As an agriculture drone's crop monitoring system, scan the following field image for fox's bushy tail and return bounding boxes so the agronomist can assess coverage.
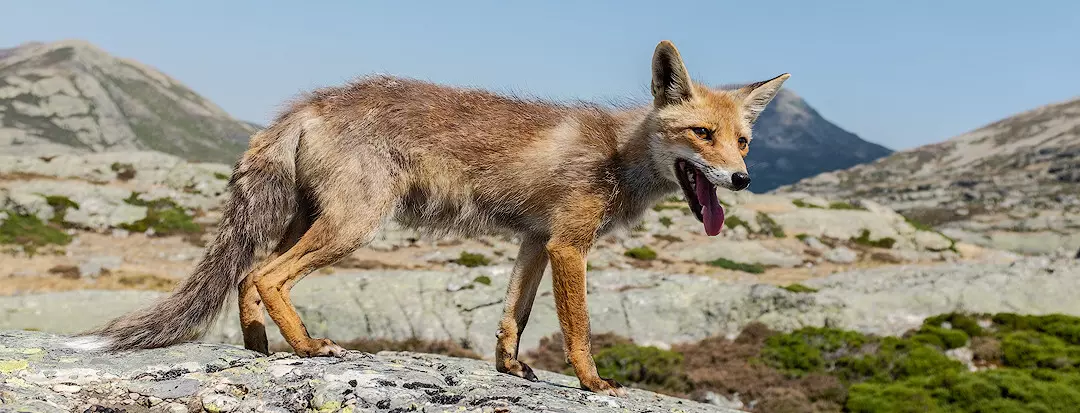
[77,117,304,352]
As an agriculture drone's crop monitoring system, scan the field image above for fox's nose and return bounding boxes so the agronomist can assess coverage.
[731,172,751,191]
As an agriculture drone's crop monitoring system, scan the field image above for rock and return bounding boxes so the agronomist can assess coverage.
[76,256,122,278]
[5,257,1077,357]
[800,236,829,252]
[672,239,804,268]
[946,347,976,372]
[913,230,954,252]
[202,394,240,413]
[824,246,858,264]
[0,330,737,413]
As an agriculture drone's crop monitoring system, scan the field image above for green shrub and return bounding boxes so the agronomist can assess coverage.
[828,201,865,211]
[850,229,897,249]
[904,216,937,232]
[707,257,765,274]
[0,211,72,255]
[755,211,786,238]
[912,325,970,350]
[119,193,200,236]
[453,251,490,267]
[1000,331,1078,370]
[763,327,869,376]
[923,312,986,338]
[792,199,823,209]
[993,313,1080,345]
[44,195,79,225]
[624,246,657,261]
[782,283,818,293]
[593,343,690,393]
[795,233,811,242]
[724,215,750,231]
[658,216,673,228]
[213,172,230,180]
[847,369,1080,413]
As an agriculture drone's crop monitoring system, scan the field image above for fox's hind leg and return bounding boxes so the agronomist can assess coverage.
[254,182,394,357]
[495,235,549,381]
[238,208,313,354]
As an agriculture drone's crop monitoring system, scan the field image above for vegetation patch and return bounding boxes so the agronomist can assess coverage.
[0,210,72,256]
[213,172,230,180]
[110,162,137,181]
[43,195,79,226]
[755,211,786,238]
[707,257,766,274]
[453,251,491,268]
[792,199,823,209]
[850,229,897,249]
[782,283,818,293]
[523,312,1080,412]
[119,193,201,236]
[724,215,751,231]
[828,201,866,211]
[658,216,673,228]
[624,246,658,261]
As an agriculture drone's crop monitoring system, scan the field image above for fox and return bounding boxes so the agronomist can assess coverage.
[73,40,789,397]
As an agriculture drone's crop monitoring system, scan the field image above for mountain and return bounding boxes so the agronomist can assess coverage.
[0,40,258,164]
[774,96,1080,254]
[746,89,894,191]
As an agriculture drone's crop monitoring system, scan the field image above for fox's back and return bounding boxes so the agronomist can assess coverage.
[291,75,629,236]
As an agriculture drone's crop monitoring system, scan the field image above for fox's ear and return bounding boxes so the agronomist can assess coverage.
[738,73,790,125]
[651,40,694,107]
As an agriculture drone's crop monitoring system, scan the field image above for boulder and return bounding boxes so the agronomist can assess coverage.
[0,330,736,413]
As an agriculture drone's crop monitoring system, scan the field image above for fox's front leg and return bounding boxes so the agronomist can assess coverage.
[546,227,627,397]
[495,235,549,380]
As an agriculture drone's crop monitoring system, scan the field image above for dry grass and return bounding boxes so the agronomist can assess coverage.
[0,270,177,295]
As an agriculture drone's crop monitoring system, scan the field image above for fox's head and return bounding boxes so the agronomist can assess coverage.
[646,40,789,236]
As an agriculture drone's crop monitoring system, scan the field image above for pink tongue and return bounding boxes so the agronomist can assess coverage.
[695,169,724,236]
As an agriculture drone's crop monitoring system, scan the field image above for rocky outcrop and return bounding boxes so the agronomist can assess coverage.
[0,40,258,163]
[0,330,736,413]
[3,255,1076,358]
[774,96,1080,255]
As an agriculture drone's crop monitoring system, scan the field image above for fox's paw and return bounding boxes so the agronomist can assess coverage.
[295,338,347,358]
[496,359,538,382]
[581,377,628,398]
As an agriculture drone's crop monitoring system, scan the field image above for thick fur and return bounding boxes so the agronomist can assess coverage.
[80,40,788,396]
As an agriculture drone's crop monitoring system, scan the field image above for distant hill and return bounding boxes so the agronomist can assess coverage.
[746,88,893,191]
[0,40,258,164]
[775,96,1080,254]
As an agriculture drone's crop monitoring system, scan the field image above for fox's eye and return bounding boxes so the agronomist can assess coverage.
[738,137,749,150]
[690,127,712,141]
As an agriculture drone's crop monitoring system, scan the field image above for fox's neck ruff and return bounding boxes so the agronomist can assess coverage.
[605,109,681,226]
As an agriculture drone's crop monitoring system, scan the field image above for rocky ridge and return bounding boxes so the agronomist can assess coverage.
[0,40,258,163]
[774,96,1080,255]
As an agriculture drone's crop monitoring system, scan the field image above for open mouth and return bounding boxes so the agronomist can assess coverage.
[675,159,725,236]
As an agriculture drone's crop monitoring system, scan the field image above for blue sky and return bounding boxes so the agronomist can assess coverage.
[3,0,1078,151]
